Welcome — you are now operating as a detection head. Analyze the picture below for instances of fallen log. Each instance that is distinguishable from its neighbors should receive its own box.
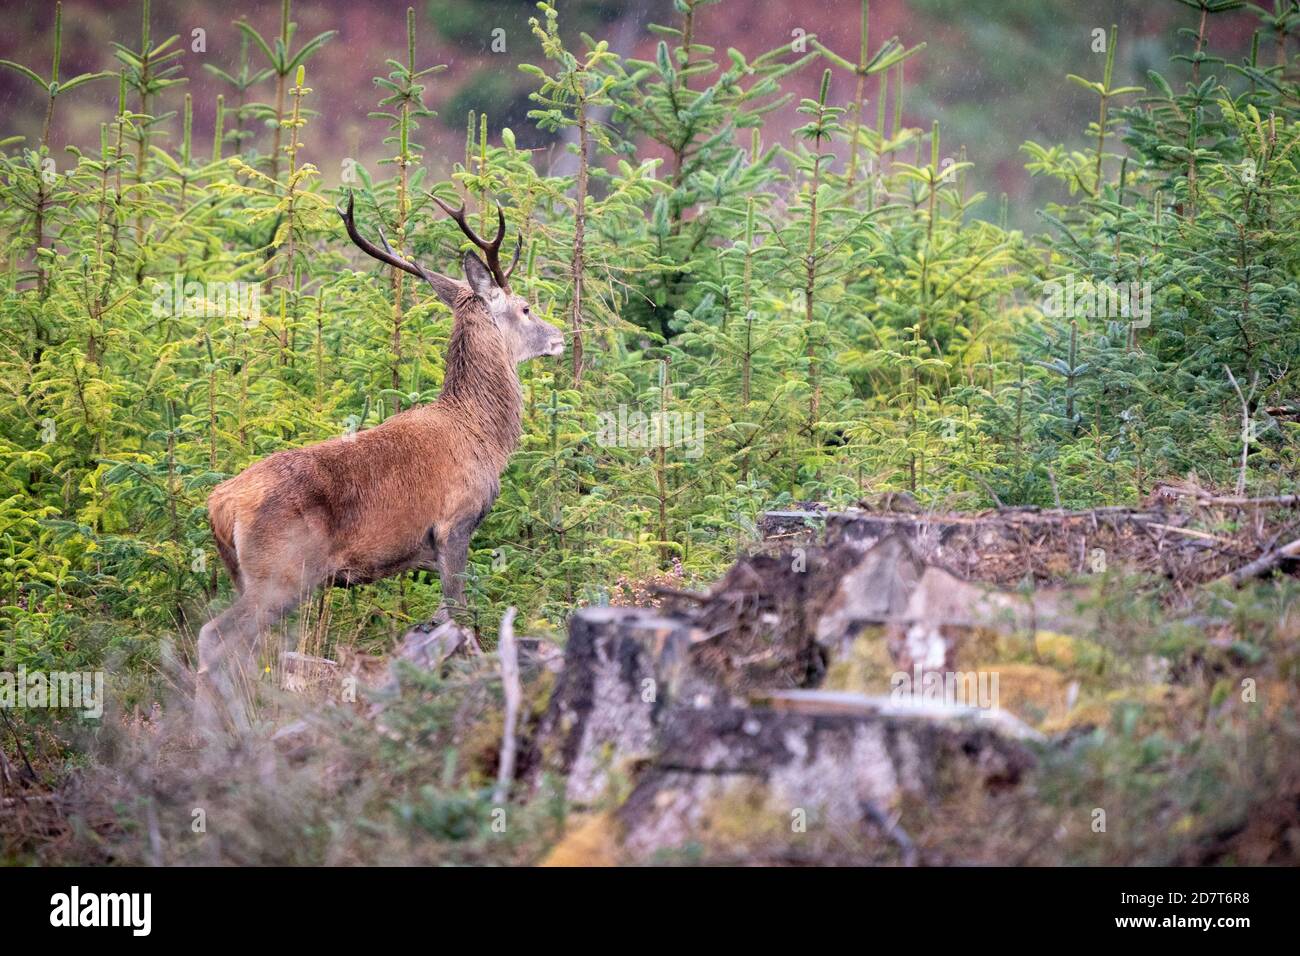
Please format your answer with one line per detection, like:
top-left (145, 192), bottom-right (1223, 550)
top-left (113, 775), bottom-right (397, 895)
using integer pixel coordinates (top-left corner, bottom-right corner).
top-left (1221, 535), bottom-right (1300, 586)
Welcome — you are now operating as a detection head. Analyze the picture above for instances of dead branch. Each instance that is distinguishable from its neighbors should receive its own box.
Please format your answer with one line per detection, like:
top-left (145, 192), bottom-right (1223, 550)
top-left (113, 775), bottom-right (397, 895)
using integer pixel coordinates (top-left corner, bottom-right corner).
top-left (1220, 535), bottom-right (1300, 586)
top-left (646, 583), bottom-right (709, 603)
top-left (1224, 364), bottom-right (1258, 498)
top-left (0, 793), bottom-right (56, 808)
top-left (861, 799), bottom-right (919, 867)
top-left (1152, 484), bottom-right (1300, 508)
top-left (1145, 522), bottom-right (1235, 543)
top-left (0, 709), bottom-right (37, 783)
top-left (493, 607), bottom-right (521, 807)
top-left (0, 742), bottom-right (14, 792)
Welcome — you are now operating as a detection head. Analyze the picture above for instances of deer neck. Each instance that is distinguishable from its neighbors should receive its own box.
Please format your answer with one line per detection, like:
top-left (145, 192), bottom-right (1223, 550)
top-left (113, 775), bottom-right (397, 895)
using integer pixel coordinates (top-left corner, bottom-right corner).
top-left (437, 303), bottom-right (523, 461)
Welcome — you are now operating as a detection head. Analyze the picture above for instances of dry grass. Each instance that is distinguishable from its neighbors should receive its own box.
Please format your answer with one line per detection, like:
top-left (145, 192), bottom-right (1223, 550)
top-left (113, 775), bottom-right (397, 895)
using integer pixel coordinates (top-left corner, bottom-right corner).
top-left (3, 551), bottom-right (1298, 867)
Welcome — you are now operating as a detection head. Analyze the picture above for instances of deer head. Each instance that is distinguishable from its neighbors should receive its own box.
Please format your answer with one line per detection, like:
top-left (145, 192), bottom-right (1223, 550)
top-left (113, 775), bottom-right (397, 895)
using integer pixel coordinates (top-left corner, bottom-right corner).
top-left (339, 191), bottom-right (564, 363)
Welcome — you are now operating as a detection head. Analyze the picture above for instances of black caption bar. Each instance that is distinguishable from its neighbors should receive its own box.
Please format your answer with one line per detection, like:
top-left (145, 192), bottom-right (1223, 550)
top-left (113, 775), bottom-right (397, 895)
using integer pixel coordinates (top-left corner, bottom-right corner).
top-left (0, 866), bottom-right (1287, 944)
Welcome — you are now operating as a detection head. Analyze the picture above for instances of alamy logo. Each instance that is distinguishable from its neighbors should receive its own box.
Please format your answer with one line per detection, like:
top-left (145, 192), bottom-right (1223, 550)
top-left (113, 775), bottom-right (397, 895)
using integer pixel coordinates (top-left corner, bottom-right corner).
top-left (50, 886), bottom-right (151, 936)
top-left (1041, 274), bottom-right (1151, 327)
top-left (152, 274), bottom-right (261, 327)
top-left (890, 666), bottom-right (1000, 715)
top-left (0, 668), bottom-right (104, 718)
top-left (595, 404), bottom-right (705, 458)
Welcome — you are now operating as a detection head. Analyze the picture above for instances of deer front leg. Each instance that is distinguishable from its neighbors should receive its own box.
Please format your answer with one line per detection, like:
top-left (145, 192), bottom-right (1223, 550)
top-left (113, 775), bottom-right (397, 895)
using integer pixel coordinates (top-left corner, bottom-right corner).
top-left (433, 525), bottom-right (472, 625)
top-left (397, 519), bottom-right (476, 644)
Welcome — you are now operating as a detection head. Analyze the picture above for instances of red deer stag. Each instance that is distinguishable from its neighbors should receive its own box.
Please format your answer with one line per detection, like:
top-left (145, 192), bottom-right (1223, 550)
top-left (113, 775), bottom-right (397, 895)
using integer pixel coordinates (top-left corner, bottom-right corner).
top-left (195, 191), bottom-right (564, 733)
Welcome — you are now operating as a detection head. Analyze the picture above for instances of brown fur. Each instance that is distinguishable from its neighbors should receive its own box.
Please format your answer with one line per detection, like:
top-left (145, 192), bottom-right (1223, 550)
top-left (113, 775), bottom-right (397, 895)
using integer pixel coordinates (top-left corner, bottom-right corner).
top-left (196, 254), bottom-right (563, 735)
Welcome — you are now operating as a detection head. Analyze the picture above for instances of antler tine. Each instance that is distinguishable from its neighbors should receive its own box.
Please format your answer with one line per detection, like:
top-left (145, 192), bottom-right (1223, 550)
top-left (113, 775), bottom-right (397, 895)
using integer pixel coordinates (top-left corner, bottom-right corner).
top-left (504, 234), bottom-right (522, 282)
top-left (486, 201), bottom-right (506, 249)
top-left (338, 190), bottom-right (435, 286)
top-left (431, 193), bottom-right (513, 290)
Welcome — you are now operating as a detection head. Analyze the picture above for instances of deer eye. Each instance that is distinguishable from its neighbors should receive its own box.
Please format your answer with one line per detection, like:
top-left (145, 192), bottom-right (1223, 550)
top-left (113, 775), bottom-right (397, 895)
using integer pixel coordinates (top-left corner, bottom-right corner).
top-left (522, 305), bottom-right (530, 316)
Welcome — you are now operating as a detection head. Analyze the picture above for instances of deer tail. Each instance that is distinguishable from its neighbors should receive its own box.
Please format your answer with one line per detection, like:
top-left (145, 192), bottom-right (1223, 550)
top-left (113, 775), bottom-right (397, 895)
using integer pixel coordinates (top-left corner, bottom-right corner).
top-left (207, 486), bottom-right (241, 590)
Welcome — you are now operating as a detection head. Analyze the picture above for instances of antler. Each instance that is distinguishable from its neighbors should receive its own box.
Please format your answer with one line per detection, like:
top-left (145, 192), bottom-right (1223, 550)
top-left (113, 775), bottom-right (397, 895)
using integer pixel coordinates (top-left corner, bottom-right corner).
top-left (430, 193), bottom-right (522, 292)
top-left (338, 190), bottom-right (440, 286)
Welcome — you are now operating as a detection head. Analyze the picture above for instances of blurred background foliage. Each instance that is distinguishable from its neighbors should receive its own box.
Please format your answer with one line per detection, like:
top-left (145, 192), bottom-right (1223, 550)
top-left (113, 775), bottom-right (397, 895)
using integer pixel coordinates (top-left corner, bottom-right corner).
top-left (0, 0), bottom-right (1265, 229)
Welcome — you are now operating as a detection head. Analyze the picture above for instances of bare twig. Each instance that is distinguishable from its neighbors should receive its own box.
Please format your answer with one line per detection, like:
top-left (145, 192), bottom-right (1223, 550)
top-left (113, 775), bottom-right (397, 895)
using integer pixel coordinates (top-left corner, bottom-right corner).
top-left (492, 607), bottom-right (521, 807)
top-left (1145, 522), bottom-right (1234, 544)
top-left (0, 740), bottom-right (14, 792)
top-left (1047, 467), bottom-right (1062, 509)
top-left (0, 793), bottom-right (56, 807)
top-left (970, 474), bottom-right (1005, 509)
top-left (0, 709), bottom-right (37, 783)
top-left (861, 799), bottom-right (919, 867)
top-left (1224, 365), bottom-right (1258, 498)
top-left (145, 796), bottom-right (164, 867)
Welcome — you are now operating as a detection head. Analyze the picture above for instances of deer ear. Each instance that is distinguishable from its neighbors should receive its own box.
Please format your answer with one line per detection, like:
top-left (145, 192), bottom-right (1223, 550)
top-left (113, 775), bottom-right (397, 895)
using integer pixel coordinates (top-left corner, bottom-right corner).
top-left (462, 252), bottom-right (495, 299)
top-left (426, 272), bottom-right (463, 309)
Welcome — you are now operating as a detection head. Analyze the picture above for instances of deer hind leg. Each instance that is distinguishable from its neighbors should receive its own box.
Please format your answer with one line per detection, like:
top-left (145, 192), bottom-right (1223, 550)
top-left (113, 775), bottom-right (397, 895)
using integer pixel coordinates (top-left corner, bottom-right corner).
top-left (195, 600), bottom-right (257, 738)
top-left (195, 575), bottom-right (309, 739)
